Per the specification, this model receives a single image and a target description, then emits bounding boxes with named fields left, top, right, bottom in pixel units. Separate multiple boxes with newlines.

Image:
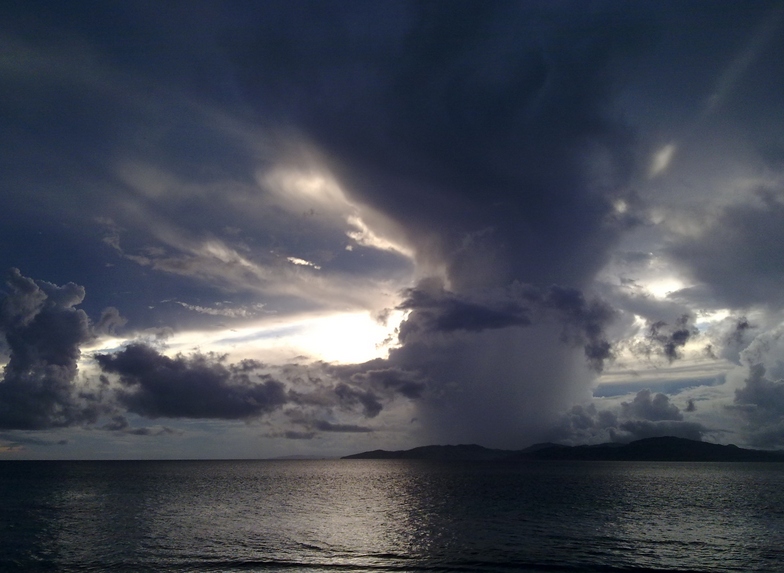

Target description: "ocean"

left=1, top=459, right=783, bottom=572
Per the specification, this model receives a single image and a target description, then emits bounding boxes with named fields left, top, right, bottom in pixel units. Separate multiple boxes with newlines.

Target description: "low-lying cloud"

left=554, top=388, right=705, bottom=445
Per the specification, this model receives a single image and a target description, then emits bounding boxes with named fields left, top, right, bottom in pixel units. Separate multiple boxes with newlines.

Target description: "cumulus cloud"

left=0, top=269, right=102, bottom=429
left=553, top=388, right=705, bottom=445
left=278, top=407, right=376, bottom=437
left=90, top=343, right=424, bottom=438
left=621, top=388, right=682, bottom=421
left=330, top=383, right=382, bottom=419
left=95, top=343, right=288, bottom=420
left=99, top=413, right=179, bottom=437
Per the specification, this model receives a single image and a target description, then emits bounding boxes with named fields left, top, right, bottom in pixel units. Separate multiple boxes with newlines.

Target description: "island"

left=342, top=436, right=784, bottom=462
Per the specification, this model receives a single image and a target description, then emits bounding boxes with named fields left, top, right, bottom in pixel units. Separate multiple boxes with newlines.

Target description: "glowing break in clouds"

left=649, top=143, right=677, bottom=178
left=262, top=165, right=413, bottom=259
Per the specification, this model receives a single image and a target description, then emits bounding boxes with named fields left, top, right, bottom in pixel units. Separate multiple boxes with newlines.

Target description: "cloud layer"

left=2, top=2, right=784, bottom=456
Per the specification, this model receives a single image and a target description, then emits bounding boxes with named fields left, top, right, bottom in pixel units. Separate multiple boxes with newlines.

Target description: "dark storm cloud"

left=668, top=188, right=784, bottom=307
left=629, top=314, right=698, bottom=363
left=0, top=269, right=102, bottom=429
left=92, top=341, right=400, bottom=433
left=232, top=0, right=644, bottom=290
left=332, top=383, right=382, bottom=419
left=536, top=286, right=617, bottom=372
left=1, top=1, right=648, bottom=450
left=294, top=279, right=619, bottom=443
left=101, top=413, right=130, bottom=432
left=346, top=367, right=426, bottom=400
left=291, top=280, right=619, bottom=447
left=95, top=343, right=288, bottom=419
left=272, top=360, right=422, bottom=430
left=395, top=281, right=616, bottom=371
left=733, top=364, right=784, bottom=448
left=6, top=1, right=781, bottom=455
left=553, top=389, right=705, bottom=444
left=279, top=361, right=426, bottom=430
left=396, top=279, right=530, bottom=341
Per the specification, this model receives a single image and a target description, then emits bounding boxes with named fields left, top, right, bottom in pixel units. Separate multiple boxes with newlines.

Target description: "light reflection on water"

left=2, top=459, right=784, bottom=572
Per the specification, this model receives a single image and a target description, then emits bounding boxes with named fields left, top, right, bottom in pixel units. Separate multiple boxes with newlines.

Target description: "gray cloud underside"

left=554, top=388, right=706, bottom=445
left=396, top=280, right=616, bottom=371
left=95, top=344, right=288, bottom=420
left=733, top=364, right=784, bottom=448
left=668, top=189, right=784, bottom=308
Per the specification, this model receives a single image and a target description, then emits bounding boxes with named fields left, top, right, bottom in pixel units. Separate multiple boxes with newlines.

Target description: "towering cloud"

left=233, top=1, right=641, bottom=291
left=217, top=1, right=647, bottom=446
left=0, top=269, right=99, bottom=429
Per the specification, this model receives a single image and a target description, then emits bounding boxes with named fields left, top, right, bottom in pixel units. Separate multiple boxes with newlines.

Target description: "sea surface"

left=1, top=459, right=783, bottom=572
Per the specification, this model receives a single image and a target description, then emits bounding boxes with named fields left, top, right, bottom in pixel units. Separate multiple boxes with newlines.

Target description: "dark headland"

left=342, top=436, right=784, bottom=462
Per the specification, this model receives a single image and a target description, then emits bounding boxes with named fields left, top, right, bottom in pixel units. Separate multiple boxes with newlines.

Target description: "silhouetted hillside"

left=520, top=436, right=784, bottom=462
left=342, top=437, right=784, bottom=462
left=342, top=444, right=512, bottom=460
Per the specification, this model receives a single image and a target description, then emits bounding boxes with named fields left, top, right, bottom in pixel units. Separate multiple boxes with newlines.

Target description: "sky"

left=2, top=0, right=784, bottom=459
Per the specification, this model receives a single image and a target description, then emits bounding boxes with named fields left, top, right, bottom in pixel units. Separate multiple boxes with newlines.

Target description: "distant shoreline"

left=342, top=436, right=784, bottom=463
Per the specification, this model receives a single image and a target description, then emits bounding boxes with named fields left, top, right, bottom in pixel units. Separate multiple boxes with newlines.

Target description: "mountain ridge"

left=342, top=436, right=784, bottom=462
